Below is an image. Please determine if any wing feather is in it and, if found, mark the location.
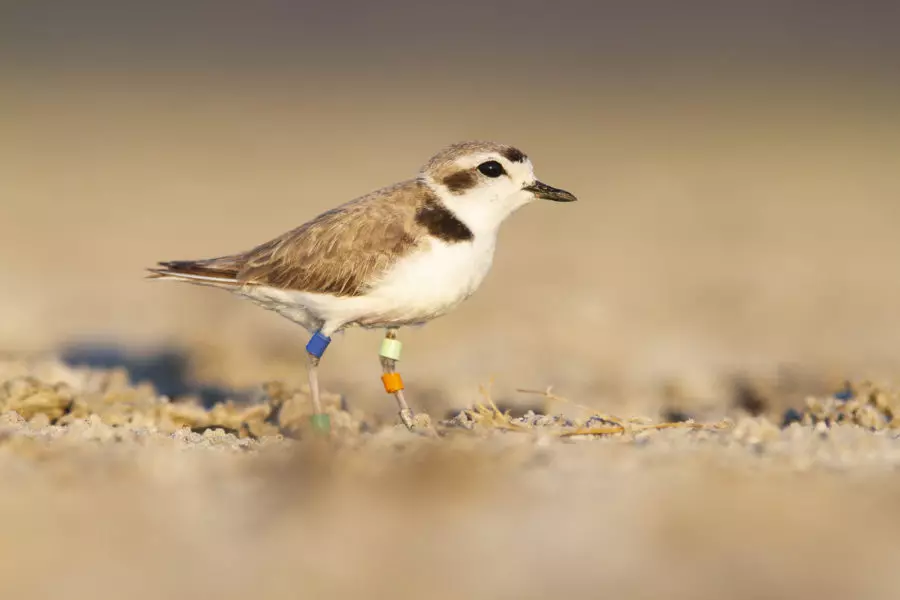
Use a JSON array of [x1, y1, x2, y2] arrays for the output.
[[236, 180, 428, 296]]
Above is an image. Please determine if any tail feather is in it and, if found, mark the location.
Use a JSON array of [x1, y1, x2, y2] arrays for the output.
[[147, 257, 243, 289]]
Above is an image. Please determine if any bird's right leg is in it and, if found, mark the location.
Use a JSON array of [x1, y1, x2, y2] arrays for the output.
[[305, 330, 332, 433]]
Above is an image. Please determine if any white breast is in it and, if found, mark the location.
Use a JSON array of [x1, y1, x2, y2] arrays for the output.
[[241, 235, 497, 333], [361, 235, 497, 326]]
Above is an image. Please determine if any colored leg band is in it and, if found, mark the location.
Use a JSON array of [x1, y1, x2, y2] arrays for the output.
[[309, 413, 331, 433], [382, 372, 404, 393], [379, 338, 403, 361], [305, 331, 331, 358]]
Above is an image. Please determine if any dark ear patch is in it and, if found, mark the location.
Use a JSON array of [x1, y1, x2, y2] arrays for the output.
[[442, 170, 478, 194], [501, 147, 527, 163], [416, 199, 474, 243]]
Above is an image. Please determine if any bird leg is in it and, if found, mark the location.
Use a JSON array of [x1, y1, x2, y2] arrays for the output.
[[379, 329, 414, 430], [305, 330, 332, 433]]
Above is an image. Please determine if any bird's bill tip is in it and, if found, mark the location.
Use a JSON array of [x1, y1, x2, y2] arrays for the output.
[[524, 180, 577, 202]]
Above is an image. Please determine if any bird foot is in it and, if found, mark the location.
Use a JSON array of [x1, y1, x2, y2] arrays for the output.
[[399, 408, 415, 430], [398, 409, 438, 437]]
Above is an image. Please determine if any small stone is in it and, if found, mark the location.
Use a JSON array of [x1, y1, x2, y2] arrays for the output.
[[8, 390, 71, 422], [29, 413, 51, 429]]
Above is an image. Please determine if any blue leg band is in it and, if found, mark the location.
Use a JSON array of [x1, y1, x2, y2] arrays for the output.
[[305, 331, 331, 358]]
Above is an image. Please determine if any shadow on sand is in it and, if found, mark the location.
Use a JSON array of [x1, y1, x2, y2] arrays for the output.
[[60, 343, 250, 408]]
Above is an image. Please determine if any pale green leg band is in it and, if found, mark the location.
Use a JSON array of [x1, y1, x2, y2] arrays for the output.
[[379, 338, 403, 361], [310, 413, 331, 433]]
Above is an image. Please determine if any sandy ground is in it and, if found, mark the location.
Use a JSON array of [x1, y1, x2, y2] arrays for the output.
[[3, 357, 900, 600], [3, 69, 900, 599], [3, 74, 900, 420]]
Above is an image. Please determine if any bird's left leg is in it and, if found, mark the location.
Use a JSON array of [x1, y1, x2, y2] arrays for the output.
[[379, 328, 414, 430]]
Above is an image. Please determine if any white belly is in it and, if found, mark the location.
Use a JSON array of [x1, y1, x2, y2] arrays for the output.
[[240, 235, 497, 333]]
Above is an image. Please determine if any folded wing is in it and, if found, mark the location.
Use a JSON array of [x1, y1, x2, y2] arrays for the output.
[[148, 180, 429, 297]]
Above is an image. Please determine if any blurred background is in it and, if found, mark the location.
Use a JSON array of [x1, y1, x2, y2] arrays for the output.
[[4, 4, 900, 600], [2, 0, 900, 421]]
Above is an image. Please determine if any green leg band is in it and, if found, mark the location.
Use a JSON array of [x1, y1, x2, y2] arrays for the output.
[[310, 413, 331, 433], [380, 338, 403, 361]]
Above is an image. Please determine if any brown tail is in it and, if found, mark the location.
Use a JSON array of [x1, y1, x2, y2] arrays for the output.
[[147, 256, 243, 288]]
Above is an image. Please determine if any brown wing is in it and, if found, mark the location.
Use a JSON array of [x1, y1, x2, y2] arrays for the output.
[[236, 180, 430, 297]]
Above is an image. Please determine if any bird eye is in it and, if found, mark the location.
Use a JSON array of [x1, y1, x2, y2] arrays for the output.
[[477, 160, 505, 178]]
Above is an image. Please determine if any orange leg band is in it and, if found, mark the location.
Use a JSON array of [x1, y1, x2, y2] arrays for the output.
[[382, 372, 404, 393]]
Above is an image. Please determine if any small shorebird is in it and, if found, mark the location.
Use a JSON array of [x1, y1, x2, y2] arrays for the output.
[[149, 141, 576, 431]]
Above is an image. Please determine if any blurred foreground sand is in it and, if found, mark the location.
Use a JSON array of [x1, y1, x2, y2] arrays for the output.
[[3, 357, 900, 600]]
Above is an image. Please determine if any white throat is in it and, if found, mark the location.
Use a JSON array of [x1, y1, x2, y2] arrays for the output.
[[424, 180, 534, 238]]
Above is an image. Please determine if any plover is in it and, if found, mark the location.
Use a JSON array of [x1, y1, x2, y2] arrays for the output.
[[148, 141, 576, 431]]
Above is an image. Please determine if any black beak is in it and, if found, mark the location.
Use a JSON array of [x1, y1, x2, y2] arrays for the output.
[[524, 180, 578, 203]]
